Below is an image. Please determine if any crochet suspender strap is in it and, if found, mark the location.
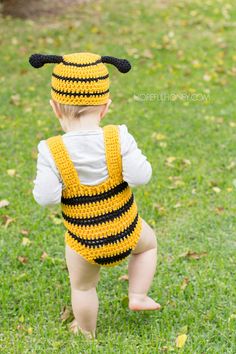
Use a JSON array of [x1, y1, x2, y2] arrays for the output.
[[46, 136, 80, 188], [103, 125, 122, 180]]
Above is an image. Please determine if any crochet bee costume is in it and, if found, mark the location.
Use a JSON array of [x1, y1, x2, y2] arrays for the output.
[[29, 52, 142, 267]]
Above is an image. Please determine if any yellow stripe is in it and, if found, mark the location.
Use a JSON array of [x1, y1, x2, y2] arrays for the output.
[[64, 214, 142, 266], [63, 202, 138, 239], [62, 187, 131, 218]]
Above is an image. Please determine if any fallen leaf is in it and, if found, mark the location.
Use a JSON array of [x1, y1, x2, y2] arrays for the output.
[[142, 49, 154, 59], [168, 176, 185, 189], [152, 132, 167, 141], [180, 277, 190, 290], [21, 229, 29, 236], [226, 161, 236, 170], [179, 251, 208, 260], [173, 202, 182, 209], [203, 73, 211, 82], [192, 60, 202, 68], [17, 324, 24, 331], [21, 237, 31, 246], [165, 157, 176, 167], [7, 169, 16, 177], [159, 142, 167, 148], [176, 334, 187, 348], [31, 149, 38, 160], [60, 306, 73, 322], [215, 207, 224, 214], [41, 251, 49, 261], [182, 159, 191, 166], [10, 94, 21, 106], [1, 215, 15, 228], [0, 200, 10, 208], [212, 187, 221, 193], [19, 315, 24, 323], [187, 200, 197, 207], [119, 274, 129, 281], [153, 204, 166, 216], [27, 327, 33, 335], [228, 314, 236, 322], [18, 256, 28, 264]]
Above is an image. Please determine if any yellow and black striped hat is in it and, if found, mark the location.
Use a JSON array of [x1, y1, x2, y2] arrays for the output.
[[29, 52, 131, 106]]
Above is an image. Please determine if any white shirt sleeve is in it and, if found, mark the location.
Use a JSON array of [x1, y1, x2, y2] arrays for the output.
[[32, 140, 63, 207], [118, 124, 152, 187]]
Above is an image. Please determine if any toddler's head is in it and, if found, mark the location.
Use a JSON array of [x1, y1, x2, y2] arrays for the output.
[[29, 52, 131, 131]]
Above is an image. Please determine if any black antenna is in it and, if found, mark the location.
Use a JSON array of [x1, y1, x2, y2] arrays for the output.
[[101, 56, 131, 73], [29, 54, 63, 68]]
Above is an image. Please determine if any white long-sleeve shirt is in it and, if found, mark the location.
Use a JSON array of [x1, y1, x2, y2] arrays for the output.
[[33, 124, 152, 207]]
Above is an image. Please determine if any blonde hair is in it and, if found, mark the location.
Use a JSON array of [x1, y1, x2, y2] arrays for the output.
[[56, 101, 104, 119]]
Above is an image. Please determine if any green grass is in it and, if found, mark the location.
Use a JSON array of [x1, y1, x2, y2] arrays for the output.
[[0, 0, 236, 352]]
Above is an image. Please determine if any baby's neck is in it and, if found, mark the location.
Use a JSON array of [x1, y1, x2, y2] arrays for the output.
[[61, 114, 101, 132]]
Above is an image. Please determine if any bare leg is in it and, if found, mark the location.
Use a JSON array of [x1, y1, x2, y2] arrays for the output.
[[65, 245, 101, 339], [128, 218, 161, 311]]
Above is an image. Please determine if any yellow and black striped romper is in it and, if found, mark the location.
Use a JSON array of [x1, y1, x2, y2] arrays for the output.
[[47, 124, 142, 267]]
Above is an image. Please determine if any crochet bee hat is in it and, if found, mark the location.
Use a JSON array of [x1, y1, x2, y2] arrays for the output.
[[29, 52, 131, 105]]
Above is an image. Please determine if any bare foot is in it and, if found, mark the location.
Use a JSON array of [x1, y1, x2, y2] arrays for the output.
[[129, 295, 161, 311], [69, 318, 96, 340]]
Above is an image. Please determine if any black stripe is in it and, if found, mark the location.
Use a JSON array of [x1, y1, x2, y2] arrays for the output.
[[51, 86, 109, 97], [94, 248, 132, 265], [62, 58, 102, 67], [52, 72, 109, 83], [67, 213, 139, 248], [62, 194, 134, 226], [62, 181, 129, 206]]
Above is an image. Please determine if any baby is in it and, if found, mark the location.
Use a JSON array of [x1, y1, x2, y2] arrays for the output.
[[30, 52, 161, 340]]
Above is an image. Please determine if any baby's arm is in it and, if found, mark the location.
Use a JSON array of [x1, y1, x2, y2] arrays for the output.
[[32, 141, 62, 207], [119, 124, 152, 187]]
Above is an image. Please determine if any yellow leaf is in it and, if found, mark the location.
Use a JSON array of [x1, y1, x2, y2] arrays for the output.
[[159, 142, 167, 148], [152, 132, 167, 141], [182, 159, 191, 166], [192, 60, 202, 68], [22, 237, 31, 246], [7, 169, 16, 177], [212, 187, 221, 193], [166, 157, 176, 163], [19, 315, 24, 323], [176, 334, 187, 348], [27, 327, 33, 334]]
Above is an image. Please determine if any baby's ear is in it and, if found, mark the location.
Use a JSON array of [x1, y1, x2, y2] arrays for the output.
[[50, 99, 62, 119], [107, 98, 112, 108]]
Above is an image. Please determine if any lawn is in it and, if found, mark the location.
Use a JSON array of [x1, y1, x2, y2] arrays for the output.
[[0, 0, 236, 352]]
